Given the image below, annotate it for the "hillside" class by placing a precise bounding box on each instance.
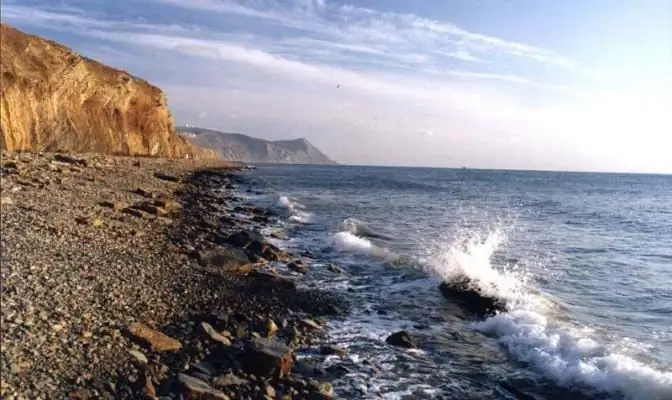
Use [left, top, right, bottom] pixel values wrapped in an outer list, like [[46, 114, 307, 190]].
[[178, 126, 337, 165], [0, 24, 203, 158]]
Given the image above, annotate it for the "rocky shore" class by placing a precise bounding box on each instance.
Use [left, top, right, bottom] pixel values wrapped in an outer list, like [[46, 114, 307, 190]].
[[0, 152, 348, 399]]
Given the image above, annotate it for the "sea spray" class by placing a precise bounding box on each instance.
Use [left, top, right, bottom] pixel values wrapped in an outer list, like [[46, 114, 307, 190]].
[[420, 228, 672, 399]]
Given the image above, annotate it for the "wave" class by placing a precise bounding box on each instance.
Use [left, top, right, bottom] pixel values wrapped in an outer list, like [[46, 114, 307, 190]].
[[275, 195, 312, 223], [341, 217, 392, 240], [421, 229, 672, 400], [329, 231, 400, 263]]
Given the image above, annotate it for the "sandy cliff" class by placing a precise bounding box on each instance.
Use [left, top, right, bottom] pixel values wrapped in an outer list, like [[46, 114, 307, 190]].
[[0, 24, 202, 157]]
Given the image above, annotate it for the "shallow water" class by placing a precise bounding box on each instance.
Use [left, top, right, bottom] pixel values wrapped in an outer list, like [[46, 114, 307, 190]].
[[242, 165, 672, 400]]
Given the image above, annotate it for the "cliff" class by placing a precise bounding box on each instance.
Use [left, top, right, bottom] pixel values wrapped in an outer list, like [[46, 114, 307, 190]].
[[177, 126, 337, 165], [0, 24, 202, 158]]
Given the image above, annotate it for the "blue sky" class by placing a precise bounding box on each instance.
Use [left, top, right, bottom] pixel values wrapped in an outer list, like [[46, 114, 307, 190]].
[[3, 0, 671, 172]]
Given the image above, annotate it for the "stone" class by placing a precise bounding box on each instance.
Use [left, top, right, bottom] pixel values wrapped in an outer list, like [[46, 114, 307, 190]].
[[154, 198, 182, 213], [438, 276, 507, 316], [319, 345, 347, 357], [134, 187, 154, 198], [327, 264, 344, 274], [122, 208, 145, 218], [196, 246, 251, 273], [300, 319, 322, 331], [385, 331, 417, 349], [200, 322, 232, 346], [178, 374, 230, 400], [287, 262, 307, 274], [153, 172, 180, 182], [265, 319, 279, 337], [68, 388, 91, 400], [225, 230, 287, 261], [54, 154, 88, 167], [127, 323, 182, 352], [131, 201, 168, 216], [129, 349, 148, 364], [242, 337, 293, 379], [310, 382, 333, 398], [249, 270, 296, 290], [1, 196, 14, 206], [100, 200, 129, 211], [265, 385, 276, 398], [212, 374, 249, 387]]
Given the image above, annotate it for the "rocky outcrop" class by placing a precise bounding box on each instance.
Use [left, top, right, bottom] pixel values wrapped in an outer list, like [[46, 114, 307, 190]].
[[438, 276, 507, 316], [0, 24, 206, 158], [177, 126, 337, 165]]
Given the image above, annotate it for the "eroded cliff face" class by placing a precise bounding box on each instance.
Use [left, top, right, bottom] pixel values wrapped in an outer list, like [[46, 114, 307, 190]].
[[0, 24, 203, 158]]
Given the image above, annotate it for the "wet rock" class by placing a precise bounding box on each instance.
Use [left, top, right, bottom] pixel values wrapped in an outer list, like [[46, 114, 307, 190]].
[[319, 345, 347, 357], [438, 276, 507, 316], [287, 262, 308, 274], [153, 171, 180, 182], [242, 337, 293, 379], [309, 381, 334, 398], [200, 322, 232, 346], [385, 331, 417, 349], [196, 245, 251, 273], [265, 385, 277, 398], [127, 323, 182, 352], [326, 264, 344, 274], [300, 319, 322, 331], [225, 230, 287, 261], [212, 373, 249, 388], [178, 374, 230, 400]]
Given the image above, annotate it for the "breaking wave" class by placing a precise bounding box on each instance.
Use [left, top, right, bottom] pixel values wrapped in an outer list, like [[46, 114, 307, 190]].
[[421, 228, 672, 400]]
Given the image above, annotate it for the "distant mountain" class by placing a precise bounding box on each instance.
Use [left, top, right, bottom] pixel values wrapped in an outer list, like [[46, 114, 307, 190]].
[[177, 126, 337, 165]]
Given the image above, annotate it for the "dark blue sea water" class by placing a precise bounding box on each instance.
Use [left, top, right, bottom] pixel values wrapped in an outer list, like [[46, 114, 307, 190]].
[[241, 165, 672, 400]]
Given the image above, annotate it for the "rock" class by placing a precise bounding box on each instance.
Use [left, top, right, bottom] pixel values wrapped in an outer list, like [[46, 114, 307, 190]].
[[127, 323, 182, 352], [178, 374, 230, 400], [54, 154, 88, 167], [300, 319, 322, 331], [154, 198, 182, 213], [129, 349, 148, 364], [249, 270, 296, 290], [122, 208, 145, 218], [242, 337, 293, 379], [212, 373, 249, 387], [287, 262, 307, 274], [265, 385, 277, 398], [385, 331, 417, 349], [327, 264, 344, 274], [131, 201, 168, 216], [100, 200, 129, 211], [134, 187, 154, 198], [225, 230, 287, 261], [309, 381, 334, 398], [196, 245, 251, 273], [319, 345, 347, 357], [153, 172, 180, 182], [200, 322, 232, 346], [1, 196, 14, 206], [68, 388, 91, 400], [265, 319, 279, 337], [438, 276, 507, 316]]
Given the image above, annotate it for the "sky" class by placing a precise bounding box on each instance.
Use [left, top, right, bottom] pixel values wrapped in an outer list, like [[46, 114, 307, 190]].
[[2, 0, 671, 172]]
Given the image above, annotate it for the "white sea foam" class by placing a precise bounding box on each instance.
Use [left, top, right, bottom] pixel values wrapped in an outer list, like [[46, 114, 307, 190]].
[[330, 231, 374, 253], [275, 195, 312, 223], [422, 228, 672, 400]]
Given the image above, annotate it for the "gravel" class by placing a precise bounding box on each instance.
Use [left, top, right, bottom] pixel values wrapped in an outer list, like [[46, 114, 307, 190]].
[[0, 152, 348, 399]]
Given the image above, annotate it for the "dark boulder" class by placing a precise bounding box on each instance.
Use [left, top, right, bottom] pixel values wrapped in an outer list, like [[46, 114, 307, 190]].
[[241, 337, 293, 379], [224, 230, 287, 261], [385, 331, 417, 349], [438, 275, 507, 316], [196, 245, 252, 274]]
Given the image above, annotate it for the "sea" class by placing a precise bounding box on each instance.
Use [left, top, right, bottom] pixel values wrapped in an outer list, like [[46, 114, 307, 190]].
[[238, 164, 672, 400]]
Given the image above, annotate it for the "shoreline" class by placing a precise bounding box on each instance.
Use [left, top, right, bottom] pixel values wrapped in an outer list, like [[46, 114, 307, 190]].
[[0, 152, 347, 399]]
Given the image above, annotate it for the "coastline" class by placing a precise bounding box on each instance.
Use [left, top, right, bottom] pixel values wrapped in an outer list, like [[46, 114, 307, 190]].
[[0, 152, 347, 399]]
